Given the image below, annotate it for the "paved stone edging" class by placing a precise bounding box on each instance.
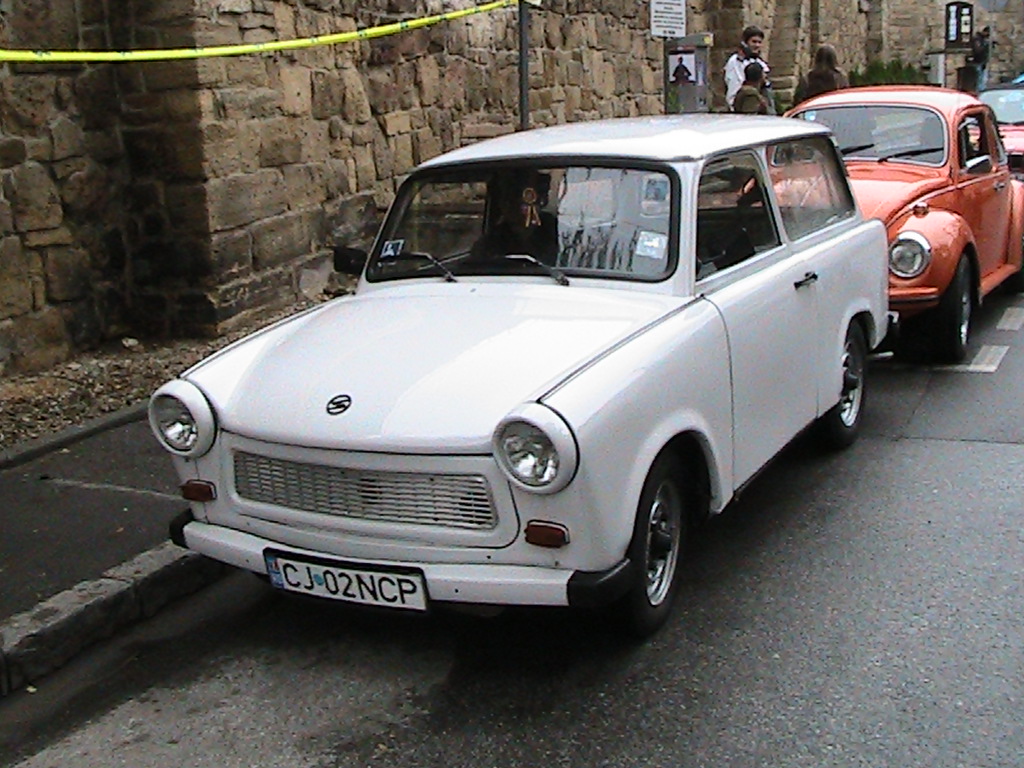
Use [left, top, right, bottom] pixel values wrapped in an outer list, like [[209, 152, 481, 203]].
[[0, 542, 226, 696], [0, 401, 149, 470]]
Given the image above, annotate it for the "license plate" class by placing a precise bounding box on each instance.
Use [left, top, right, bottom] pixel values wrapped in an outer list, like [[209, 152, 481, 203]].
[[264, 550, 428, 611]]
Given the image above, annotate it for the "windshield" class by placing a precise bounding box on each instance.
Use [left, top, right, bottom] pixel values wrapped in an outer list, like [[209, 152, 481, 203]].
[[366, 165, 675, 282], [794, 105, 947, 165], [980, 88, 1024, 125]]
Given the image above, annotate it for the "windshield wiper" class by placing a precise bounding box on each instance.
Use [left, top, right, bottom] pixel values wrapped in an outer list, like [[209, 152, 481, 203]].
[[840, 142, 876, 156], [877, 146, 944, 162], [503, 253, 570, 286], [384, 251, 457, 282]]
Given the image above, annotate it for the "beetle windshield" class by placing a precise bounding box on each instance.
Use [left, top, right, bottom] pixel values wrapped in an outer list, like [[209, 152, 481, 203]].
[[794, 105, 947, 166], [366, 165, 675, 282]]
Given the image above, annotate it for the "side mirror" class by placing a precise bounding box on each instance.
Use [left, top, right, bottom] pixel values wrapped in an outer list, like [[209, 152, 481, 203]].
[[333, 245, 368, 276]]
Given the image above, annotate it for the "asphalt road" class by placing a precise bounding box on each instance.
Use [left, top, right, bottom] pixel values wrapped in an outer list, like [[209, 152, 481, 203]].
[[2, 291, 1023, 768]]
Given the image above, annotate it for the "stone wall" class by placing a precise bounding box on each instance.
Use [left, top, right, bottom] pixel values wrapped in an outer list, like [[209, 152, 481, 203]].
[[4, 0, 1024, 375], [0, 0, 664, 375]]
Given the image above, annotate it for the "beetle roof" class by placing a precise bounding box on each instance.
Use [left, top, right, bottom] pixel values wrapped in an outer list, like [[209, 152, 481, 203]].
[[419, 115, 832, 168], [792, 85, 983, 117]]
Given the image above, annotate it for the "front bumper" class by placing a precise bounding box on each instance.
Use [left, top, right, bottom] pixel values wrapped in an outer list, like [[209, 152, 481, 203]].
[[170, 510, 631, 609], [889, 285, 941, 316]]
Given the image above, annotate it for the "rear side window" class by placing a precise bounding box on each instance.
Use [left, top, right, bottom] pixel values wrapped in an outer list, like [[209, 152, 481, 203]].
[[695, 152, 781, 280], [768, 137, 856, 240]]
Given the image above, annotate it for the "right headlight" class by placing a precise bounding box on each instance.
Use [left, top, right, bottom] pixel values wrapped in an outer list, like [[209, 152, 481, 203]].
[[493, 403, 578, 495], [148, 379, 217, 458], [889, 231, 931, 278]]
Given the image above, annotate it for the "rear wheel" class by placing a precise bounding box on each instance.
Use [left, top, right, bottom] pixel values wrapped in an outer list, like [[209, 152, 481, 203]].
[[613, 453, 689, 638], [934, 256, 972, 363], [816, 323, 867, 450]]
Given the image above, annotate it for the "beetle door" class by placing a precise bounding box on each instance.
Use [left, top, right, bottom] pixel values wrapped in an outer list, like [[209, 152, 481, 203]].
[[956, 111, 1011, 278], [695, 152, 819, 487]]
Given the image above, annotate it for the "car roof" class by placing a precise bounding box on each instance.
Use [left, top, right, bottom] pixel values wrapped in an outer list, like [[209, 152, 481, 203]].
[[419, 115, 832, 169], [792, 85, 982, 118]]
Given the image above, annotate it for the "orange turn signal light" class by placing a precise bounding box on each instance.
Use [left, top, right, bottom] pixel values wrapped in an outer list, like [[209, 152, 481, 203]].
[[181, 480, 217, 502], [524, 520, 570, 548]]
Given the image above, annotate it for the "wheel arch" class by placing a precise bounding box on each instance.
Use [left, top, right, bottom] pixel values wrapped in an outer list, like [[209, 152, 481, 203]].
[[659, 431, 716, 524]]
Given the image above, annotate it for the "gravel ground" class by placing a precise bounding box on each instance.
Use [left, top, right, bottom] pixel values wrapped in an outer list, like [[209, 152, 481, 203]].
[[0, 298, 320, 454]]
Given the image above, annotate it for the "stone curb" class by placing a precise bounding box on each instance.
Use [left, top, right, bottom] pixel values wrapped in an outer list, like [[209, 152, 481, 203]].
[[0, 401, 149, 470], [0, 542, 226, 697]]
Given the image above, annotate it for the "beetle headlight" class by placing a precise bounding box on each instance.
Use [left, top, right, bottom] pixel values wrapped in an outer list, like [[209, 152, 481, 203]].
[[494, 403, 578, 494], [148, 379, 217, 458], [889, 232, 931, 278]]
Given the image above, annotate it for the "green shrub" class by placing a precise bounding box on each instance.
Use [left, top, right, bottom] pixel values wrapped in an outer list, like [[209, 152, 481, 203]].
[[849, 58, 928, 86]]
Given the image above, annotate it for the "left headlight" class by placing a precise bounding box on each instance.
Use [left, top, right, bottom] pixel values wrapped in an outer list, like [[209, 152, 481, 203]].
[[148, 379, 217, 458], [889, 231, 931, 278], [493, 403, 578, 494]]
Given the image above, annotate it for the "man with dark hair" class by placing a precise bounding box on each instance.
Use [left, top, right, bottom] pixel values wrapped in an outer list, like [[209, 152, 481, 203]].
[[732, 61, 770, 114], [725, 25, 774, 113], [970, 26, 992, 91]]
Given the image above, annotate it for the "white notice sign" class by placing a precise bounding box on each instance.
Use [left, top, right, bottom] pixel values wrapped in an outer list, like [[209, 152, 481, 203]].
[[650, 0, 686, 38]]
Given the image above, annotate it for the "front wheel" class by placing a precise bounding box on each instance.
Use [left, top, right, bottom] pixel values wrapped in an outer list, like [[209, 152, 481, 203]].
[[816, 323, 868, 450], [934, 256, 972, 363], [612, 454, 689, 639]]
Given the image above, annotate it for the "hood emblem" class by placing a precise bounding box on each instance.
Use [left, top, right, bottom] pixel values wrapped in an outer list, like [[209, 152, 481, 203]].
[[326, 394, 352, 415]]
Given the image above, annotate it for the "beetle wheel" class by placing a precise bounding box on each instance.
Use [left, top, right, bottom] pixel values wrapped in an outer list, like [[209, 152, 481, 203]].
[[934, 256, 971, 363]]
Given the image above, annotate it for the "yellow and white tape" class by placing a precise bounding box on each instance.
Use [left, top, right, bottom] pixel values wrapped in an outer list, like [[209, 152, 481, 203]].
[[0, 0, 538, 63]]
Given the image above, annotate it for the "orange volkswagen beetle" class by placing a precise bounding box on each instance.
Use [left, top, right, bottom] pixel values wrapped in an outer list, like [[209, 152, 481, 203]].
[[789, 86, 1024, 361]]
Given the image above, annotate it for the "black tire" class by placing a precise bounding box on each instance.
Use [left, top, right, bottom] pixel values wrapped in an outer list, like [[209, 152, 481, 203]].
[[612, 453, 689, 639], [934, 256, 972, 363], [816, 323, 868, 450]]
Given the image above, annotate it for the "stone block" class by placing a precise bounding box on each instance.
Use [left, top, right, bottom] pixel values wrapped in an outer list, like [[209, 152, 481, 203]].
[[278, 67, 312, 116], [0, 237, 32, 319], [216, 87, 282, 119], [207, 169, 288, 231], [10, 162, 62, 233], [383, 111, 412, 137], [251, 211, 315, 269], [259, 118, 303, 167], [203, 120, 261, 177], [341, 68, 372, 124], [416, 57, 441, 106], [44, 247, 90, 302], [24, 227, 74, 248], [0, 139, 28, 169], [310, 70, 346, 120], [0, 76, 58, 130], [5, 306, 70, 372], [166, 183, 212, 236], [50, 116, 85, 161], [282, 163, 327, 210], [209, 229, 254, 277], [353, 143, 377, 190], [391, 133, 414, 175]]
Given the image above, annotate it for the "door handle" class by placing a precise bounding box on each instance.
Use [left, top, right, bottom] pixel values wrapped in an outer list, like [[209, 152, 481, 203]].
[[794, 271, 818, 289]]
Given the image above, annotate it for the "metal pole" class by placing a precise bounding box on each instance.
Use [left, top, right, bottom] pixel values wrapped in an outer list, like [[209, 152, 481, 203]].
[[518, 0, 530, 131]]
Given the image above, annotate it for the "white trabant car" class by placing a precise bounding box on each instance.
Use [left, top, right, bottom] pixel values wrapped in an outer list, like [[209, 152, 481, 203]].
[[149, 115, 889, 636]]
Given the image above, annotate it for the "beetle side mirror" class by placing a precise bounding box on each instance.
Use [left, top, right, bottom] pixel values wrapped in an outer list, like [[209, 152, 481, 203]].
[[333, 245, 368, 276]]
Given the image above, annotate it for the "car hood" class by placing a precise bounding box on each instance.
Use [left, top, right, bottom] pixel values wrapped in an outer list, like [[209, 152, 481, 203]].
[[845, 164, 949, 223], [184, 283, 682, 452]]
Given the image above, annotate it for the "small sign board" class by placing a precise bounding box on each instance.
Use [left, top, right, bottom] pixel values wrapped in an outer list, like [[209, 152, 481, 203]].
[[944, 1, 974, 49], [650, 0, 686, 39]]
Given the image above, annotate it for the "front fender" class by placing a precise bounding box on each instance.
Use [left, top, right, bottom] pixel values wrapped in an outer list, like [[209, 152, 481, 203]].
[[888, 209, 975, 307]]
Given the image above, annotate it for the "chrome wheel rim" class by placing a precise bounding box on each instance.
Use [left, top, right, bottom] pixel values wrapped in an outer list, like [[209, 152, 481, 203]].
[[957, 273, 971, 348], [644, 480, 682, 606], [838, 337, 864, 428]]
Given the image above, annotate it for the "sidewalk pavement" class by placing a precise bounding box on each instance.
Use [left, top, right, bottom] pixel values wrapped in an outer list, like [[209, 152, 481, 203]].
[[0, 404, 226, 696]]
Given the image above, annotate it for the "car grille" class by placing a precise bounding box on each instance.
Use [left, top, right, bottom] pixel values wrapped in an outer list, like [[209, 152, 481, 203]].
[[233, 451, 498, 530]]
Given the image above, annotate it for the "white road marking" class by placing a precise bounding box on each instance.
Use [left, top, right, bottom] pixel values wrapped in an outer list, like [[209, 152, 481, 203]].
[[997, 306, 1024, 331], [45, 477, 180, 501], [932, 344, 1009, 373]]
